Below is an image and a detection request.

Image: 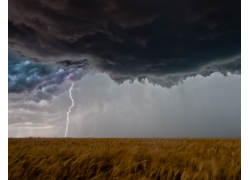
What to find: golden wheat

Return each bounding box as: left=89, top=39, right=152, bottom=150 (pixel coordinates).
left=8, top=138, right=240, bottom=180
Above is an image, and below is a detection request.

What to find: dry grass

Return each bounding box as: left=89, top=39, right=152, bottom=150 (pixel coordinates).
left=8, top=138, right=240, bottom=180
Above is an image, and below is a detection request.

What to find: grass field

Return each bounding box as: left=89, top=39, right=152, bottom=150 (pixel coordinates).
left=8, top=138, right=240, bottom=180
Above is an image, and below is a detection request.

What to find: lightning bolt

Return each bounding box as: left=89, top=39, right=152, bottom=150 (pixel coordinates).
left=65, top=82, right=74, bottom=137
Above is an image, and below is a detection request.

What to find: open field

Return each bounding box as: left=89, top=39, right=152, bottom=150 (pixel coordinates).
left=8, top=138, right=240, bottom=180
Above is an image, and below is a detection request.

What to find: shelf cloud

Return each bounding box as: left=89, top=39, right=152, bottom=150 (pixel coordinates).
left=9, top=0, right=241, bottom=93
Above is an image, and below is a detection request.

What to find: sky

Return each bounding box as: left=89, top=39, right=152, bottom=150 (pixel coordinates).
left=8, top=0, right=241, bottom=138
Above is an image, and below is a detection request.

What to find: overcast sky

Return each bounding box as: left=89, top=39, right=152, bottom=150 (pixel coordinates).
left=8, top=0, right=241, bottom=138
left=9, top=71, right=240, bottom=138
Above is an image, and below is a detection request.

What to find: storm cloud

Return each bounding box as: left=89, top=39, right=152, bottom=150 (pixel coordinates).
left=8, top=50, right=88, bottom=102
left=8, top=0, right=241, bottom=89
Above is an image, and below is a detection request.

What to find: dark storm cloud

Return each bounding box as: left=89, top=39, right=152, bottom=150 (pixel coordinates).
left=107, top=57, right=241, bottom=88
left=8, top=0, right=241, bottom=88
left=8, top=50, right=87, bottom=101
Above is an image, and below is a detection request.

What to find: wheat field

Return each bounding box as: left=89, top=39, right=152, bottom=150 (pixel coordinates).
left=8, top=138, right=240, bottom=180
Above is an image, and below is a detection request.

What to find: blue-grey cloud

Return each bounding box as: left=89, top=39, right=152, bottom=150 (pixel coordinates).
left=8, top=50, right=88, bottom=102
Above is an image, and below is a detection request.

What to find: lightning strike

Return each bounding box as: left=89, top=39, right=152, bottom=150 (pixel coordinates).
left=65, top=82, right=74, bottom=137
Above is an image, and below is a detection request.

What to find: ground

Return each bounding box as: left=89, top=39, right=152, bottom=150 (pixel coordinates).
left=8, top=138, right=240, bottom=180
